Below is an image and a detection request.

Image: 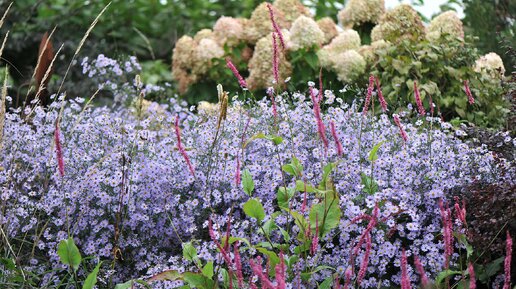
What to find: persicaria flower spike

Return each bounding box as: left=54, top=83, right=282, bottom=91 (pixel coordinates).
left=401, top=248, right=412, bottom=289
left=226, top=57, right=247, bottom=88
left=234, top=241, right=244, bottom=288
left=464, top=80, right=475, bottom=105
left=413, top=81, right=426, bottom=116
left=357, top=233, right=372, bottom=285
left=54, top=120, right=65, bottom=177
left=311, top=214, right=319, bottom=255
left=503, top=231, right=512, bottom=289
left=330, top=121, right=344, bottom=157
left=414, top=255, right=429, bottom=287
left=375, top=76, right=388, bottom=112
left=393, top=114, right=408, bottom=142
left=468, top=262, right=476, bottom=289
left=267, top=87, right=278, bottom=122
left=175, top=115, right=195, bottom=176
left=363, top=75, right=374, bottom=115
left=310, top=86, right=329, bottom=150
left=272, top=32, right=280, bottom=84
left=266, top=3, right=285, bottom=50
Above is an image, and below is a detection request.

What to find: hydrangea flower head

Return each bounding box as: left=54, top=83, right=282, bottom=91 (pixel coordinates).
left=371, top=4, right=425, bottom=43
left=338, top=0, right=386, bottom=28
left=289, top=16, right=325, bottom=50
left=474, top=52, right=506, bottom=79
left=426, top=11, right=464, bottom=42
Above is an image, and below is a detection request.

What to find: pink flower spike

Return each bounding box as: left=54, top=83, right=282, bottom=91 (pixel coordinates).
left=174, top=115, right=195, bottom=177
left=234, top=242, right=244, bottom=288
left=414, top=255, right=429, bottom=287
left=330, top=121, right=344, bottom=157
left=311, top=214, right=319, bottom=255
left=464, top=80, right=475, bottom=105
left=393, top=114, right=408, bottom=142
left=469, top=262, right=476, bottom=289
left=357, top=233, right=372, bottom=285
left=374, top=76, right=388, bottom=112
left=54, top=120, right=65, bottom=177
left=235, top=157, right=241, bottom=185
left=413, top=81, right=426, bottom=116
left=272, top=32, right=280, bottom=84
left=319, top=68, right=324, bottom=99
left=266, top=3, right=285, bottom=50
left=275, top=251, right=287, bottom=289
left=267, top=87, right=278, bottom=122
left=503, top=231, right=512, bottom=289
left=401, top=248, right=412, bottom=289
left=226, top=57, right=247, bottom=88
left=310, top=86, right=328, bottom=149
left=362, top=75, right=374, bottom=115
left=343, top=268, right=353, bottom=289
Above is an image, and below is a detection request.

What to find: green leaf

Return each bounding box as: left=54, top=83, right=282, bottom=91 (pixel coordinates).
left=244, top=132, right=283, bottom=148
left=435, top=270, right=462, bottom=285
left=277, top=187, right=295, bottom=210
left=309, top=196, right=341, bottom=237
left=114, top=280, right=134, bottom=289
left=242, top=169, right=254, bottom=196
left=82, top=262, right=102, bottom=289
left=262, top=219, right=278, bottom=236
left=256, top=248, right=280, bottom=276
left=148, top=270, right=182, bottom=283
left=57, top=237, right=82, bottom=271
left=295, top=180, right=316, bottom=193
left=289, top=210, right=308, bottom=241
left=318, top=275, right=334, bottom=289
left=202, top=261, right=214, bottom=279
left=319, top=163, right=335, bottom=190
left=182, top=242, right=197, bottom=262
left=360, top=172, right=379, bottom=195
left=183, top=272, right=213, bottom=288
left=243, top=198, right=265, bottom=223
left=368, top=141, right=386, bottom=162
left=282, top=157, right=303, bottom=177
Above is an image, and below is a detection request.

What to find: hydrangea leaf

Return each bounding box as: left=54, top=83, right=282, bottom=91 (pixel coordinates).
left=243, top=198, right=265, bottom=223
left=57, top=237, right=82, bottom=272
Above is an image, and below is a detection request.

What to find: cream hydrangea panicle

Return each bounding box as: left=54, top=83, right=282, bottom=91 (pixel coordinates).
left=213, top=16, right=244, bottom=46
left=246, top=2, right=288, bottom=43
left=193, top=29, right=215, bottom=42
left=172, top=35, right=197, bottom=93
left=426, top=11, right=464, bottom=42
left=289, top=16, right=325, bottom=50
left=316, top=17, right=339, bottom=44
left=338, top=0, right=385, bottom=28
left=273, top=0, right=311, bottom=24
left=193, top=38, right=224, bottom=75
left=371, top=4, right=425, bottom=42
left=333, top=50, right=366, bottom=83
left=474, top=52, right=506, bottom=78
left=358, top=40, right=390, bottom=64
left=326, top=29, right=361, bottom=53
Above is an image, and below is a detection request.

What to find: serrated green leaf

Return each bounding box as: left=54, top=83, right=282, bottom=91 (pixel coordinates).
left=57, top=237, right=82, bottom=271
left=242, top=169, right=254, bottom=196
left=243, top=198, right=265, bottom=223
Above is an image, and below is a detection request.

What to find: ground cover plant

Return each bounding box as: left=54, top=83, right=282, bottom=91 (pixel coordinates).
left=0, top=1, right=514, bottom=289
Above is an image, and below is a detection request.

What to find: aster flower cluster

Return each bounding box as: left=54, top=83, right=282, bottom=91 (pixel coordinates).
left=2, top=55, right=514, bottom=288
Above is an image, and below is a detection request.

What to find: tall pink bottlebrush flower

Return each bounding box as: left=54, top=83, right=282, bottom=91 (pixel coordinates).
left=374, top=76, right=388, bottom=112
left=330, top=121, right=344, bottom=157
left=393, top=114, right=408, bottom=142
left=223, top=213, right=232, bottom=251
left=275, top=251, right=287, bottom=289
left=468, top=262, right=476, bottom=289
left=503, top=231, right=512, bottom=289
left=413, top=81, right=426, bottom=116
left=233, top=241, right=244, bottom=288
left=174, top=115, right=195, bottom=177
left=319, top=68, right=324, bottom=99
left=454, top=197, right=467, bottom=226
left=266, top=3, right=285, bottom=50
left=439, top=199, right=453, bottom=270
left=226, top=57, right=247, bottom=88
left=310, top=86, right=329, bottom=149
left=54, top=120, right=65, bottom=177
left=414, top=255, right=429, bottom=288
left=272, top=32, right=280, bottom=84
left=362, top=75, right=375, bottom=116
left=343, top=268, right=353, bottom=289
left=357, top=233, right=372, bottom=285
left=464, top=80, right=475, bottom=105
left=208, top=217, right=232, bottom=266
left=250, top=257, right=275, bottom=289
left=311, top=214, right=319, bottom=255
left=401, top=248, right=412, bottom=289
